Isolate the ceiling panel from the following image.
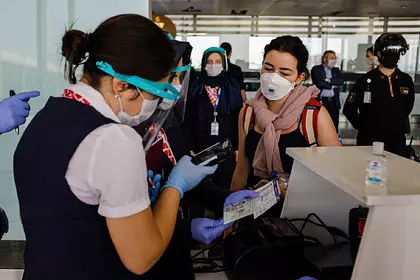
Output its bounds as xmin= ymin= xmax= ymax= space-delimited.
xmin=152 ymin=0 xmax=420 ymax=17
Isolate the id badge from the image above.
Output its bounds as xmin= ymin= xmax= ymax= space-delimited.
xmin=211 ymin=121 xmax=219 ymax=136
xmin=363 ymin=91 xmax=371 ymax=104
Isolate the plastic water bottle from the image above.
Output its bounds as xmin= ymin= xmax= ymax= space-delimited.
xmin=365 ymin=142 xmax=388 ymax=195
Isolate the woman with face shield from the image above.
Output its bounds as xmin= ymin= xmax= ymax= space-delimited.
xmin=13 ymin=14 xmax=218 ymax=279
xmin=231 ymin=36 xmax=341 ymax=195
xmin=185 ymin=47 xmax=243 ymax=189
xmin=138 ymin=38 xmax=258 ymax=280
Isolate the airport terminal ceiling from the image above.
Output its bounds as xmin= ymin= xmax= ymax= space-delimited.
xmin=152 ymin=0 xmax=420 ymax=17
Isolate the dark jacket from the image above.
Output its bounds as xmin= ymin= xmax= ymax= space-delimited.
xmin=343 ymin=68 xmax=415 ymax=157
xmin=227 ymin=59 xmax=245 ymax=90
xmin=186 ymin=74 xmax=242 ymax=152
xmin=311 ymin=64 xmax=344 ymax=110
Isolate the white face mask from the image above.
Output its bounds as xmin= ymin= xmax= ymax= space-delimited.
xmin=260 ymin=72 xmax=295 ymax=101
xmin=116 ymin=89 xmax=159 ymax=126
xmin=327 ymin=59 xmax=337 ymax=68
xmin=205 ymin=64 xmax=223 ymax=77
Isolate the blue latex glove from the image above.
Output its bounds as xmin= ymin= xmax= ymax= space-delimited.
xmin=163 ymin=156 xmax=218 ymax=198
xmin=0 ymin=91 xmax=40 ymax=134
xmin=298 ymin=277 xmax=317 ymax=280
xmin=147 ymin=170 xmax=162 ymax=205
xmin=191 ymin=218 xmax=233 ymax=245
xmin=224 ymin=190 xmax=259 ymax=207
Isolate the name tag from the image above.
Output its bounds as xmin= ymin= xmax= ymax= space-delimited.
xmin=211 ymin=121 xmax=219 ymax=136
xmin=363 ymin=91 xmax=371 ymax=104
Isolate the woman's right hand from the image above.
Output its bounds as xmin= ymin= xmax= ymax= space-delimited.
xmin=163 ymin=156 xmax=218 ymax=198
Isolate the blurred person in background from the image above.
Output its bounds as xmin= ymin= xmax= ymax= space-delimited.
xmin=366 ymin=46 xmax=379 ymax=71
xmin=220 ymin=42 xmax=247 ymax=102
xmin=344 ymin=33 xmax=414 ymax=158
xmin=311 ymin=50 xmax=344 ymax=132
xmin=186 ymin=47 xmax=243 ymax=189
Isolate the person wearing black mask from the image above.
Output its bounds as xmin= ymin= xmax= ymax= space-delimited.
xmin=344 ymin=33 xmax=415 ymax=157
xmin=185 ymin=47 xmax=243 ymax=189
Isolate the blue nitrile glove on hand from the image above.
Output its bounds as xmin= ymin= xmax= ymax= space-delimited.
xmin=0 ymin=91 xmax=40 ymax=134
xmin=298 ymin=277 xmax=317 ymax=280
xmin=147 ymin=170 xmax=162 ymax=205
xmin=191 ymin=218 xmax=233 ymax=245
xmin=224 ymin=190 xmax=259 ymax=207
xmin=163 ymin=156 xmax=218 ymax=198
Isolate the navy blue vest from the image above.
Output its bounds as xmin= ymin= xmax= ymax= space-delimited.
xmin=14 ymin=97 xmax=143 ymax=279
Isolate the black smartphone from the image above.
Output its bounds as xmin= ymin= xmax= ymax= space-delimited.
xmin=191 ymin=139 xmax=233 ymax=166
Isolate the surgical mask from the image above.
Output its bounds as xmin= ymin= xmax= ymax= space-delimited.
xmin=116 ymin=89 xmax=159 ymax=126
xmin=327 ymin=59 xmax=337 ymax=68
xmin=206 ymin=64 xmax=223 ymax=77
xmin=260 ymin=72 xmax=295 ymax=101
xmin=379 ymin=53 xmax=400 ymax=69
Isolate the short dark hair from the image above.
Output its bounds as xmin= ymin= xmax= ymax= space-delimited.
xmin=263 ymin=36 xmax=310 ymax=80
xmin=323 ymin=50 xmax=336 ymax=58
xmin=366 ymin=47 xmax=374 ymax=54
xmin=220 ymin=42 xmax=232 ymax=56
xmin=61 ymin=14 xmax=174 ymax=86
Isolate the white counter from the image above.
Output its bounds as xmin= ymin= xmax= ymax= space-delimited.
xmin=283 ymin=146 xmax=420 ymax=280
xmin=287 ymin=146 xmax=420 ymax=205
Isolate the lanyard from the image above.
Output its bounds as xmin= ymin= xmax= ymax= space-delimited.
xmin=154 ymin=128 xmax=177 ymax=165
xmin=213 ymin=88 xmax=221 ymax=112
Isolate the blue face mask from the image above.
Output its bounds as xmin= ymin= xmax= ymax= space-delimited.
xmin=96 ymin=61 xmax=180 ymax=101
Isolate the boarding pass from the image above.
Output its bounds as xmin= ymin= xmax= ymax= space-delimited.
xmin=223 ymin=180 xmax=281 ymax=224
xmin=252 ymin=180 xmax=281 ymax=219
xmin=223 ymin=199 xmax=253 ymax=224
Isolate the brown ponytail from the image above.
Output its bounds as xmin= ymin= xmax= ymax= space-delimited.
xmin=61 ymin=29 xmax=90 ymax=84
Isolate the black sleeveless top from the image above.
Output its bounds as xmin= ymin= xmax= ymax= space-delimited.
xmin=245 ymin=127 xmax=309 ymax=187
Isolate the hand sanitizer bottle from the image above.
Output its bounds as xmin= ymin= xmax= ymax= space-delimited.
xmin=365 ymin=142 xmax=388 ymax=195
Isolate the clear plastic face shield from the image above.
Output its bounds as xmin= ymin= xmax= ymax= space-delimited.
xmin=169 ymin=63 xmax=191 ymax=123
xmin=139 ymin=63 xmax=191 ymax=152
xmin=203 ymin=47 xmax=229 ymax=73
xmin=96 ymin=61 xmax=180 ymax=152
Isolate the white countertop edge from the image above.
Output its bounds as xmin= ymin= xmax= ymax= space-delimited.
xmin=366 ymin=194 xmax=420 ymax=206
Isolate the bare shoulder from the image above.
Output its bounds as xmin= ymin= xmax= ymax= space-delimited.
xmin=317 ymin=106 xmax=341 ymax=146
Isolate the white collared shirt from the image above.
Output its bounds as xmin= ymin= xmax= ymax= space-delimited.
xmin=321 ymin=65 xmax=335 ymax=98
xmin=64 ymin=82 xmax=150 ymax=218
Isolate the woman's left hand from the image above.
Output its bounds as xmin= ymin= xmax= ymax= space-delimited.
xmin=148 ymin=170 xmax=162 ymax=205
xmin=191 ymin=218 xmax=233 ymax=244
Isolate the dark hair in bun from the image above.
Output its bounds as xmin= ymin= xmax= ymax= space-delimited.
xmin=61 ymin=14 xmax=175 ymax=86
xmin=263 ymin=35 xmax=310 ymax=80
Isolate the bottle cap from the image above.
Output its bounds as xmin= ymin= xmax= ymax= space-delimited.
xmin=372 ymin=142 xmax=384 ymax=155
